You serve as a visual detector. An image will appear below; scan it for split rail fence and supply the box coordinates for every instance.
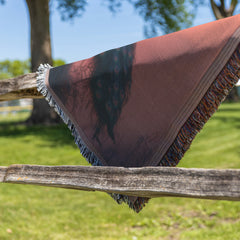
[1,73,240,201]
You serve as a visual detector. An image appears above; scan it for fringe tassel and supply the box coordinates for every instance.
[121,45,240,212]
[160,44,240,167]
[110,193,149,213]
[37,64,103,167]
[36,64,146,212]
[124,44,240,212]
[37,44,240,213]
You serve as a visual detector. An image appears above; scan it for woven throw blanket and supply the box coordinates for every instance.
[37,15,240,212]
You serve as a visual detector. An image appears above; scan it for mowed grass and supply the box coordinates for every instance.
[0,103,240,240]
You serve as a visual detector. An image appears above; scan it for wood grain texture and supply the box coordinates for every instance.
[0,167,7,182]
[1,164,240,200]
[0,73,43,101]
[1,76,240,201]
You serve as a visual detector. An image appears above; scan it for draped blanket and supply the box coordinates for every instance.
[37,15,240,212]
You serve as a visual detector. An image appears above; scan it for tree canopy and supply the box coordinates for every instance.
[108,0,203,36]
[0,60,29,80]
[1,0,239,123]
[52,0,203,36]
[1,0,206,36]
[0,59,65,80]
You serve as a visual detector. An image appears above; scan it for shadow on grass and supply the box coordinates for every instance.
[1,102,239,148]
[217,108,240,112]
[0,121,75,147]
[212,116,240,129]
[210,103,240,128]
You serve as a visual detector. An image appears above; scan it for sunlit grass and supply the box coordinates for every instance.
[0,104,240,239]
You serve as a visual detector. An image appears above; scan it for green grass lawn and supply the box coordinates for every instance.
[0,103,240,240]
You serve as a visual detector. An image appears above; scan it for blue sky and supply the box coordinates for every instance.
[0,1,215,64]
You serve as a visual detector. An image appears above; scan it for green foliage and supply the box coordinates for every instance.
[56,0,87,20]
[0,59,65,80]
[0,60,30,79]
[53,59,66,67]
[0,72,11,80]
[105,0,205,36]
[55,0,204,36]
[46,0,240,36]
[131,0,202,36]
[2,0,240,37]
[0,103,240,239]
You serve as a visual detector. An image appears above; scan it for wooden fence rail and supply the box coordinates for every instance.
[1,164,240,200]
[0,73,42,101]
[0,73,240,201]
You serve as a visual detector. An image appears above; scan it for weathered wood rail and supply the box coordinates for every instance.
[1,164,240,200]
[0,73,240,201]
[0,73,42,101]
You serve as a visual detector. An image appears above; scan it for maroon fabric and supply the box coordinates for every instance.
[39,14,240,211]
[45,15,240,167]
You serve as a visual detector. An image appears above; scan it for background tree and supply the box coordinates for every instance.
[0,59,65,80]
[210,0,238,19]
[210,0,239,101]
[0,60,29,80]
[2,0,238,123]
[0,59,65,109]
[1,0,202,124]
[106,0,203,36]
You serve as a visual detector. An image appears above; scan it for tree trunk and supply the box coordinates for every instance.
[210,0,239,102]
[26,0,60,124]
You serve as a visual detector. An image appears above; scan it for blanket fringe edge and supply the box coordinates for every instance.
[36,64,146,213]
[160,44,240,167]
